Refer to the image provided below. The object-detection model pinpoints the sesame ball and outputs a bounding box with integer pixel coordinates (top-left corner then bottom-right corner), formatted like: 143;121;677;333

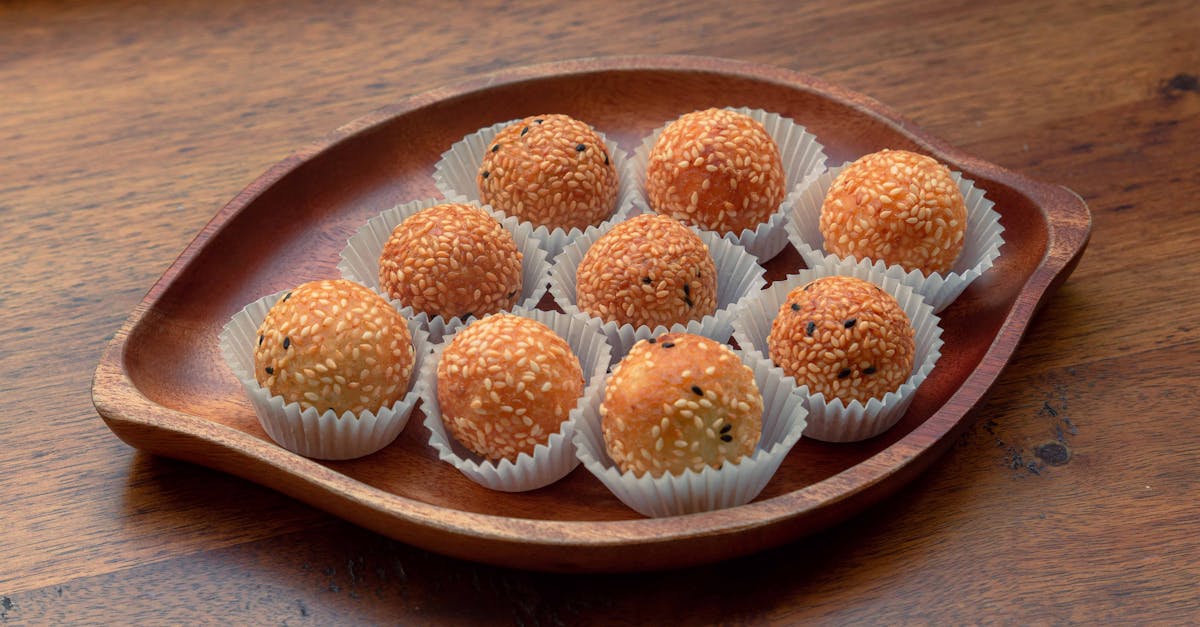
601;333;763;478
378;203;523;319
645;108;786;234
437;314;584;462
254;279;415;415
478;114;620;231
575;214;717;329
767;276;915;404
820;149;967;275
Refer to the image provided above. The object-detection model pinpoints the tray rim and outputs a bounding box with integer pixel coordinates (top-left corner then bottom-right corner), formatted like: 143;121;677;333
91;55;1093;570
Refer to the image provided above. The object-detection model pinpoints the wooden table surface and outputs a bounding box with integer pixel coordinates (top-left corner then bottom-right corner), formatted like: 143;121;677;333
3;0;1197;623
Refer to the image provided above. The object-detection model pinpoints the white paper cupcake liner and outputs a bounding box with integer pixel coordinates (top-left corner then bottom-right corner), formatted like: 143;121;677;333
547;221;767;364
337;197;551;343
417;307;613;492
785;163;1004;313
629;106;828;261
573;349;807;517
219;288;431;460
433;119;639;262
731;265;943;442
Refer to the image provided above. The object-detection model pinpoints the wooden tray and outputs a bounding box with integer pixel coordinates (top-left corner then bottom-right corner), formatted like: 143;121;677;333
92;56;1091;572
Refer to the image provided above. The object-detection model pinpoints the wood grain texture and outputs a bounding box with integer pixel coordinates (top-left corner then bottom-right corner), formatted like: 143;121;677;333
1;0;1197;622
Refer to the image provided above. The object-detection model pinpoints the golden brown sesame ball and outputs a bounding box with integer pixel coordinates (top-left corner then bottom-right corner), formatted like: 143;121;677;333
645;108;786;234
254;279;415;415
601;333;763;478
378;203;523;319
436;314;584;462
575;214;717;329
767;276;915;404
820;149;968;275
478;114;620;231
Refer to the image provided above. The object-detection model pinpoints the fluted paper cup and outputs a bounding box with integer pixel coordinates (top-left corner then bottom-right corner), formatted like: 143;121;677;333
547;221;767;363
573;349;807;517
731;265;943;442
418;307;612;492
338;197;551;343
433;119;638;261
785;164;1004;312
219;288;430;460
630;106;828;261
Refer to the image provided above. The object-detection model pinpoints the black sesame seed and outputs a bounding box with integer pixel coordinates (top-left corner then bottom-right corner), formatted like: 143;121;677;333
642;276;652;284
282;336;291;349
806;321;816;336
507;290;517;299
264;366;274;375
720;424;732;434
683;284;691;297
838;368;852;379
684;296;694;308
790;303;800;312
662;342;675;349
491;144;500;153
647;338;657;344
691;385;703;396
844;318;857;328
720;434;733;443
258;334;264;346
803;283;812;291
535;118;543;124
575;143;586;152
604;152;610;165
863;366;877;375
482;170;490;179
283;291;292;302
521;126;529;136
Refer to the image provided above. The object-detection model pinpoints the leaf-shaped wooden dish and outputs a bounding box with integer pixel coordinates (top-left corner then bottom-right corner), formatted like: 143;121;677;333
92;56;1091;572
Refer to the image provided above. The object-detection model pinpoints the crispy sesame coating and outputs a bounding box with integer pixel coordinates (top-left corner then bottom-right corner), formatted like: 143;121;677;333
478;114;620;231
820;149;967;275
575;214;717;329
768;276;914;403
601;333;762;478
645;108;786;234
378;203;523;319
437;314;584;462
254;279;415;415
